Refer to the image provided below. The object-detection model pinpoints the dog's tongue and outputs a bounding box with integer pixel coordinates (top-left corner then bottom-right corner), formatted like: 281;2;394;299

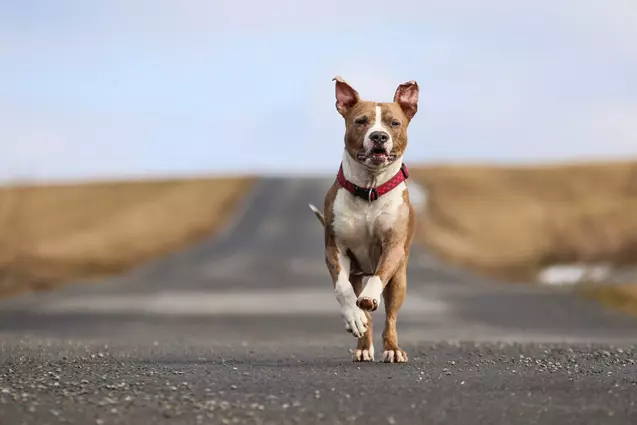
372;148;387;156
371;147;386;156
370;152;387;163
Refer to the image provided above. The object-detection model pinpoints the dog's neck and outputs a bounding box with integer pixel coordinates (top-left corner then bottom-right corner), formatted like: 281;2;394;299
341;150;404;189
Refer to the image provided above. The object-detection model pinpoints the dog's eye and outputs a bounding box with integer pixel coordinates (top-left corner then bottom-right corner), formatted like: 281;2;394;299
391;119;401;127
355;116;368;125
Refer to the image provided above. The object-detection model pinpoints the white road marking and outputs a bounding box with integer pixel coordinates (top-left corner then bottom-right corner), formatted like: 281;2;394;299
35;288;448;317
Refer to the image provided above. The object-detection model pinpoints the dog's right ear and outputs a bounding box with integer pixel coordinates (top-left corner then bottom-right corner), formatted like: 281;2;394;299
393;80;419;121
333;76;360;116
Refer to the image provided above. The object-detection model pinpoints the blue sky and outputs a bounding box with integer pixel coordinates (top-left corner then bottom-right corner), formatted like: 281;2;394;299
1;0;636;182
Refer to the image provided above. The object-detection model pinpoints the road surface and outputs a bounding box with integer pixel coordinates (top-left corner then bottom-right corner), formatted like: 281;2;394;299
1;177;637;425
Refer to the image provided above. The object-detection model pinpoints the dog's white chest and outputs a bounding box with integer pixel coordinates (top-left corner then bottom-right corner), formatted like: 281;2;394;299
332;184;407;273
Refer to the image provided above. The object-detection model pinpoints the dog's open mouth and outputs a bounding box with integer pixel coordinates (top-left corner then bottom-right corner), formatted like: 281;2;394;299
370;147;388;163
357;148;394;165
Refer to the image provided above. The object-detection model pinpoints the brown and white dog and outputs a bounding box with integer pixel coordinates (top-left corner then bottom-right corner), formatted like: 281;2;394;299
308;76;419;363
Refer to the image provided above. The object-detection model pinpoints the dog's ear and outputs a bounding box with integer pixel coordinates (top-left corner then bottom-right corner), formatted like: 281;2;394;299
393;80;419;120
333;76;360;116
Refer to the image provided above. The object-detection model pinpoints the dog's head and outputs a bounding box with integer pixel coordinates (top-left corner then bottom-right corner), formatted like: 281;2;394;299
333;76;419;169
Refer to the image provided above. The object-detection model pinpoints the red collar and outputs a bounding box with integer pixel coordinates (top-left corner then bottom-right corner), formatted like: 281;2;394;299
336;163;409;202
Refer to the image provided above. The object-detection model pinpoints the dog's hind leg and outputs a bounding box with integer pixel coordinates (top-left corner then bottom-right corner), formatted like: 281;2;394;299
381;263;408;363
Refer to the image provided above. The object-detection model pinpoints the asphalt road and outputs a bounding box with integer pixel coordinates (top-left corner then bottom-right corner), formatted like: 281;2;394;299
1;177;637;425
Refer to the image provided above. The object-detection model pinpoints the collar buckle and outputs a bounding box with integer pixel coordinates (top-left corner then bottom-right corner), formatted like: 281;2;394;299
368;187;378;202
352;185;378;203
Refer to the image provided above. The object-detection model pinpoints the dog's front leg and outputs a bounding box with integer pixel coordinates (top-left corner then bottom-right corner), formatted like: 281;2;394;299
356;242;405;312
325;239;368;338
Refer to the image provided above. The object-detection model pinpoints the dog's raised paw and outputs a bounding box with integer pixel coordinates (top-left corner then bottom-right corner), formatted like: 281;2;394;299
383;348;408;363
341;307;368;338
356;297;378;312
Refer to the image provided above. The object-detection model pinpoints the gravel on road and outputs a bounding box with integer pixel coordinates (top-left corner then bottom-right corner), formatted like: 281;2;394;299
1;340;636;425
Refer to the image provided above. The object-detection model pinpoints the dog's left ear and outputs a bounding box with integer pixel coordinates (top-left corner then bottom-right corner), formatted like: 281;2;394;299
393;80;419;121
333;76;360;117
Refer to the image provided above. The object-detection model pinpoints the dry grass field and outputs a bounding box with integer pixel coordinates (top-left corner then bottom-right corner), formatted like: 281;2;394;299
410;160;637;281
0;176;253;298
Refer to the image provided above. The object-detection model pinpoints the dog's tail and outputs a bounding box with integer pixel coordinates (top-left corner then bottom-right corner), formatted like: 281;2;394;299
308;203;326;227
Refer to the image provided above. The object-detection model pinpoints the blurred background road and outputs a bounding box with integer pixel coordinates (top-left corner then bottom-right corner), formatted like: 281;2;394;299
1;178;637;424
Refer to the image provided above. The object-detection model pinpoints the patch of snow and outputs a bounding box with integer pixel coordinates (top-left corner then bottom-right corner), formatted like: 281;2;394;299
537;263;612;286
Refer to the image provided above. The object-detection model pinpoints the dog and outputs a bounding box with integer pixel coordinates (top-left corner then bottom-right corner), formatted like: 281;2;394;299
308;76;418;363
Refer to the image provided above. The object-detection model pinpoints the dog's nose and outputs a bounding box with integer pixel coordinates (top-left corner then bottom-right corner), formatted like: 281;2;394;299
369;131;389;144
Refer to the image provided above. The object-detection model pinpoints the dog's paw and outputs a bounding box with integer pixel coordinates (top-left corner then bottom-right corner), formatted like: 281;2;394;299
354;345;375;362
341;307;368;338
357;276;382;312
356;296;378;312
383;347;408;363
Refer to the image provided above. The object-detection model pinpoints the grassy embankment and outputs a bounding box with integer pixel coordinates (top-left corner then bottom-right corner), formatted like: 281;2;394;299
0;177;253;298
410;161;637;315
